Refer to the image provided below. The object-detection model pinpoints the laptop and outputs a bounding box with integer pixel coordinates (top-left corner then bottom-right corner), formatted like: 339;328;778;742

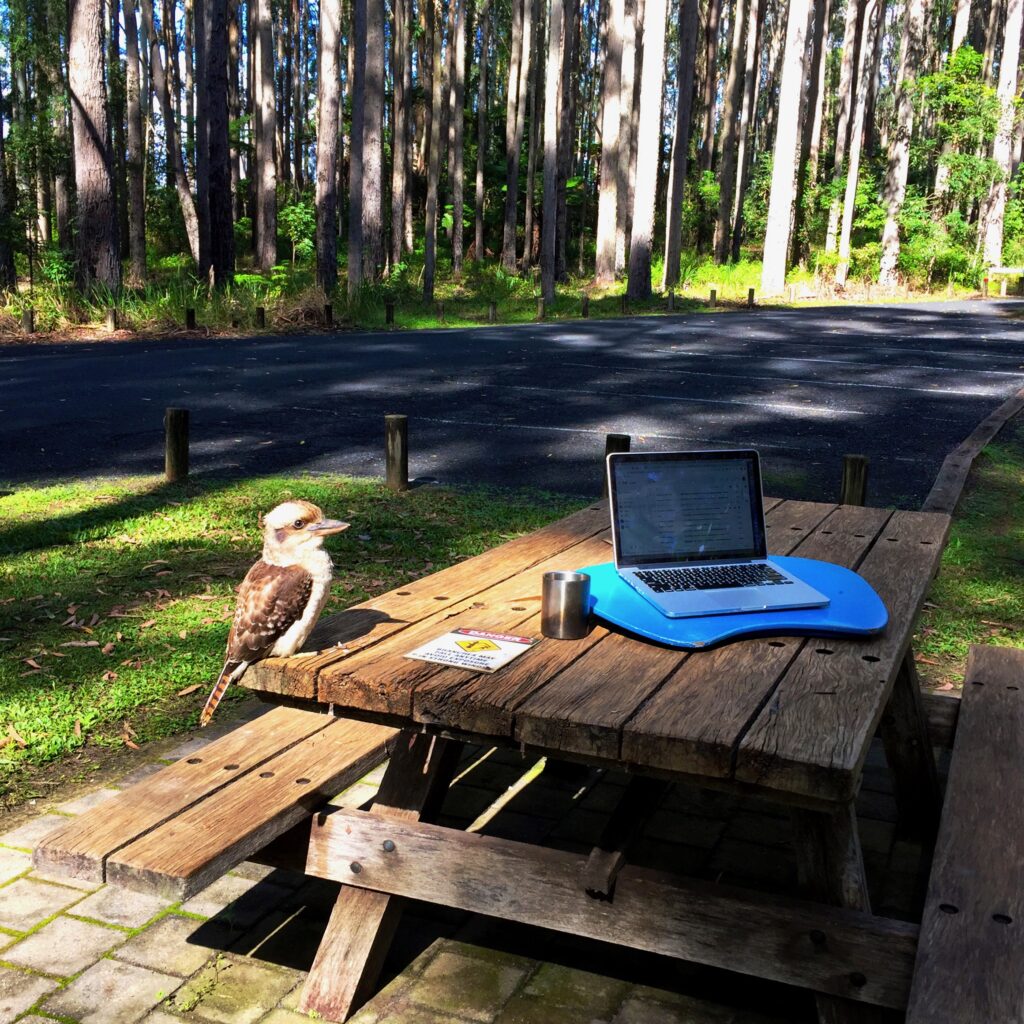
607;449;829;618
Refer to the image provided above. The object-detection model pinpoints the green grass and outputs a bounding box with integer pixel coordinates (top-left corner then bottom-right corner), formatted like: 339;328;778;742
0;475;582;804
914;417;1024;690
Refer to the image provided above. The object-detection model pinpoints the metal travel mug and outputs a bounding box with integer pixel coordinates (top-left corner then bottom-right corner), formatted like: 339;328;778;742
541;571;591;640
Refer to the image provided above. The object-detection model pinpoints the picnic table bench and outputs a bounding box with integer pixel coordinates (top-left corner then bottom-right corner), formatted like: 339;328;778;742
39;496;962;1023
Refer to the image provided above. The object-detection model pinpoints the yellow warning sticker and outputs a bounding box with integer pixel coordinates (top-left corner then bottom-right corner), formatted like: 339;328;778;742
405;627;538;673
456;638;500;652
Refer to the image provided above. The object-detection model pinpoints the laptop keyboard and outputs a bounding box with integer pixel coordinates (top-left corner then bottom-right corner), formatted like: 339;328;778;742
635;564;794;593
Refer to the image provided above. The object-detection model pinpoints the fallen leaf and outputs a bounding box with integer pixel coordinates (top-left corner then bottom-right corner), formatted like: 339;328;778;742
122;736;140;750
142;560;170;571
123;721;137;737
74;719;82;737
60;640;100;648
177;684;201;696
23;658;43;670
7;723;26;748
102;642;116;655
88;613;100;627
102;670;118;682
915;655;940;665
178;629;188;639
139;619;157;629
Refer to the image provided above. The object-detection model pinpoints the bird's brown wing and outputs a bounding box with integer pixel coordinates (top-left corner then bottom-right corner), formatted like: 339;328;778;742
226;560;314;664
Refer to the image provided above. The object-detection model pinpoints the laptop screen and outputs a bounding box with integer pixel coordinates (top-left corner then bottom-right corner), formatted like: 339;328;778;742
609;451;767;566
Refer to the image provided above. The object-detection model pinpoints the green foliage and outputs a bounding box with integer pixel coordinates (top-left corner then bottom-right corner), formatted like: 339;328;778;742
741;156;773;250
39;244;74;288
278;198;316;264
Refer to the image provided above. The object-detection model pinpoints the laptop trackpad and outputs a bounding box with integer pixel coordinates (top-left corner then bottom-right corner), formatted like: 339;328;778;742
703;591;762;612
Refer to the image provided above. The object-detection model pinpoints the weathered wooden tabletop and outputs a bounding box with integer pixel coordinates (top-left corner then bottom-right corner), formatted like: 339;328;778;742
244;497;950;808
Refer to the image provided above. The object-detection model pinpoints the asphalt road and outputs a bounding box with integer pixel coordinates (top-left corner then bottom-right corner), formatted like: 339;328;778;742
3;300;1024;507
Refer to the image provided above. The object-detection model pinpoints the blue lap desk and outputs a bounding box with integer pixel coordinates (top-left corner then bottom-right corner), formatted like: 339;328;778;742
576;557;888;649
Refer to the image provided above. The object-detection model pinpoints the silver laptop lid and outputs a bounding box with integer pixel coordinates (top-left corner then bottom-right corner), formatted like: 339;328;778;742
607;450;768;568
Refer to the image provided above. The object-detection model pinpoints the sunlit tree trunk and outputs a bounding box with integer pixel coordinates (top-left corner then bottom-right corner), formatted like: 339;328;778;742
125;0;147;284
0;83;17;290
713;0;748;262
662;0;699;287
595;0;625;283
625;0;667;298
316;0;341;291
982;0;1023;264
614;0;638;270
556;0;580;280
862;0;886;156
542;0;565;301
474;0;490;260
878;0;929;286
759;0;811;295
729;0;765;261
935;0;974;198
70;0;121;290
826;0;864;251
522;0;544;267
424;0;445;300
292;0;303;192
449;0;468;275
255;0;277;272
501;0;533;270
698;0;724;172
361;0;384;281
207;0;234;286
391;0;412;265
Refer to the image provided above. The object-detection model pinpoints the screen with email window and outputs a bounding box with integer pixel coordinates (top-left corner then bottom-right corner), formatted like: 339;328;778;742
611;452;765;565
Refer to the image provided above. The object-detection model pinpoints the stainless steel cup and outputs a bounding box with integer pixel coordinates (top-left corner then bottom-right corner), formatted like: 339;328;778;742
541;571;591;640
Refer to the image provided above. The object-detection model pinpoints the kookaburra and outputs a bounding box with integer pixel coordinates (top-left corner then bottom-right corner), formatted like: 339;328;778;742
199;500;349;726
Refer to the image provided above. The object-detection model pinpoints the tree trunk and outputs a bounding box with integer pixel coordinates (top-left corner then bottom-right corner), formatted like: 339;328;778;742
712;0;749;262
317;0;341;291
0;82;17;290
474;0;490;260
196;0;213;276
729;0;765;261
625;0;667;298
362;0;384;281
595;0;625;283
228;0;242;221
186;0;196;176
349;0;366;293
70;0;121;291
450;0;468;274
982;0;1002;82
207;0;234;286
699;0;724;172
125;0;147;284
836;0;882;285
662;0;699;287
556;0;580;281
862;0;886;156
423;0;445;300
522;0;544;268
952;0;972;47
623;0;644;255
501;0;533;270
982;0;1023;264
542;0;565;301
878;0;929;285
391;0;412;265
758;0;811;295
614;0;638;271
255;0;277;273
292;0;303;192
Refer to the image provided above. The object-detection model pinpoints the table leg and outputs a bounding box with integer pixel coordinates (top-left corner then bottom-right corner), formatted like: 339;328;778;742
300;732;462;1021
792;804;887;1024
878;649;941;842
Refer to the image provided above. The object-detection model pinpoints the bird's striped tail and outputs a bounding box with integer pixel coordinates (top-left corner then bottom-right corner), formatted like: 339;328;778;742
199;660;243;727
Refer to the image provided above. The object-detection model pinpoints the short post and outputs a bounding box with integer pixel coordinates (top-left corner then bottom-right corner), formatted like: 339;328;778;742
488;301;497;323
385;414;409;492
840;454;869;507
186;307;197;330
788;283;797;302
323;303;333;326
865;284;872;302
385;301;395;325
946;280;954;298
581;295;589;318
620;295;628;314
536;297;545;320
20;308;34;334
747;287;755;308
231;317;240;328
982;275;989;297
602;432;631;498
164;408;190;483
255;306;266;328
709;288;717;307
437;301;445;322
105;307;117;332
667;290;675;311
1000;278;1007;297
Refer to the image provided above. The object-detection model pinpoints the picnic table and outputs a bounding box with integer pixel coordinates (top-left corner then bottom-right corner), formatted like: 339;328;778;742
242;495;950;1024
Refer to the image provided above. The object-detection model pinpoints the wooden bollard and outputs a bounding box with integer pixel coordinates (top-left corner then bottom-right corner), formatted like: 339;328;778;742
1000;278;1007;297
164;408;190;483
20;308;34;334
865;284;871;301
602;433;631;497
255;306;266;328
748;287;755;308
186;308;197;329
667;290;675;311
106;307;117;332
324;303;333;326
436;301;445;322
620;295;628;314
709;288;717;307
788;284;797;302
385;414;409;492
982;275;989;297
840;454;869;506
946;280;954;298
488;301;497;323
385;301;395;324
536;298;545;320
581;296;589;318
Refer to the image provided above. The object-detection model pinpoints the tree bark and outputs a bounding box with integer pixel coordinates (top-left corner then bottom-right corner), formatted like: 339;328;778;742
713;0;749;262
614;0;639;271
449;0;468;274
837;0;882;285
474;0;490;260
729;0;765;261
391;0;412;265
542;0;565;301
0;82;17;290
348;0;366;293
70;0;121;291
522;0;544;268
255;0;277;273
501;0;533;270
595;0;625;282
699;0;724;173
662;0;699;287
625;0;667;298
125;0;147;284
196;0;213;276
316;0;341;291
361;0;384;281
982;0;1023;264
292;0;303;192
423;0;445;300
556;0;581;281
952;0;972;47
228;0;242;221
206;0;234;286
758;0;811;295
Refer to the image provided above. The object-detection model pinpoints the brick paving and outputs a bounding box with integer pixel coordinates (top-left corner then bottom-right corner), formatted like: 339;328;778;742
0;698;927;1024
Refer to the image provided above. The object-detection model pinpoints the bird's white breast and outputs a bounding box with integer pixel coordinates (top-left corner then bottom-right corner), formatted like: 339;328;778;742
270;549;334;657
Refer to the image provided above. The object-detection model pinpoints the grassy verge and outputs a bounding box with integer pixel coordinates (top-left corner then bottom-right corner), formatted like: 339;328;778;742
914;415;1024;691
0;475;583;808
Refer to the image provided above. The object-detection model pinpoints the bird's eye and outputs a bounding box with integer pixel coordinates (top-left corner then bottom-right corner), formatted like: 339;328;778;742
293;519;304;529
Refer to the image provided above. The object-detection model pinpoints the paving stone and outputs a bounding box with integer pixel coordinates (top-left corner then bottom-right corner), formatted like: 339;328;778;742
0;966;58;1020
45;957;182;1024
229;863;304;889
0;877;83;931
521;961;628;1015
0;814;73;851
116;763;168;789
56;788;122;815
255;1010;310;1024
406;950;527;1023
173;958;297;1024
180;876;289;929
0;846;31;884
115;915;229;977
354;1000;471;1024
231;904;327;972
613;995;734;1024
4;914;124;975
16;1016;68;1024
71;885;173;928
140;1011;190;1024
28;867;103;892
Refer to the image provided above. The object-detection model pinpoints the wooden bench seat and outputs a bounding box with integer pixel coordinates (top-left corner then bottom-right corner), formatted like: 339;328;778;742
906;645;1024;1023
35;707;396;901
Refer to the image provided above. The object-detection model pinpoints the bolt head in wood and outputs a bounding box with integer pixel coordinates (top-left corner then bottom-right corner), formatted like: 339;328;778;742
382;839;396;853
350;861;362;874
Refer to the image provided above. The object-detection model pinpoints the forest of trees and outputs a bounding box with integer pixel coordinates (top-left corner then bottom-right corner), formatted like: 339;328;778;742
1;0;1023;321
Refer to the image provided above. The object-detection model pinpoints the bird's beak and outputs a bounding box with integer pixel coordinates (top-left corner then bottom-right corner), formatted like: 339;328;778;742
307;518;350;536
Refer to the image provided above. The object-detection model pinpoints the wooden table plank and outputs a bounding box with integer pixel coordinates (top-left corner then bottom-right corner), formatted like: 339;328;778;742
620;505;893;777
245;502;611;699
34;708;332;882
734;509;951;802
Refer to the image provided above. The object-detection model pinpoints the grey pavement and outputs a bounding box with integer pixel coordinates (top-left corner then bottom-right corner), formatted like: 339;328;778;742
3;301;1024;506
